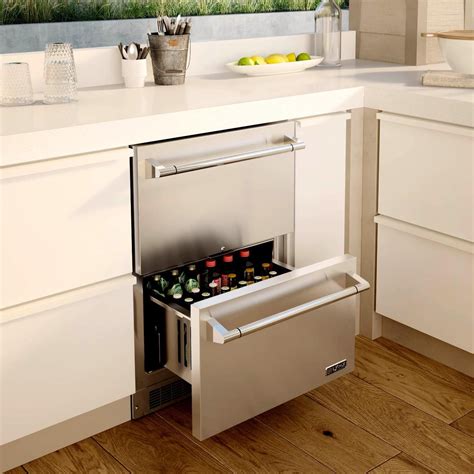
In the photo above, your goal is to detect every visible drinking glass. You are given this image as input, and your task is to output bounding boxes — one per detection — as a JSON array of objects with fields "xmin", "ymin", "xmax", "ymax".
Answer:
[
  {"xmin": 44, "ymin": 42, "xmax": 77, "ymax": 104},
  {"xmin": 0, "ymin": 62, "xmax": 34, "ymax": 106}
]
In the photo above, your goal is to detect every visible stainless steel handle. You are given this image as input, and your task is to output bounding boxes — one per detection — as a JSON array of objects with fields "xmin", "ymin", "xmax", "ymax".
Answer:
[
  {"xmin": 146, "ymin": 136, "xmax": 305, "ymax": 178},
  {"xmin": 208, "ymin": 272, "xmax": 370, "ymax": 344}
]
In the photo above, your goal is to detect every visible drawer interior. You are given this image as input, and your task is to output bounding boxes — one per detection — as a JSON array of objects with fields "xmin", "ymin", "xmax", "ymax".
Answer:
[{"xmin": 143, "ymin": 241, "xmax": 290, "ymax": 377}]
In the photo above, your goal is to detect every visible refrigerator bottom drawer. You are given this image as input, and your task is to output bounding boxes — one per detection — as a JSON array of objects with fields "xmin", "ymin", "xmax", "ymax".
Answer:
[{"xmin": 149, "ymin": 254, "xmax": 368, "ymax": 440}]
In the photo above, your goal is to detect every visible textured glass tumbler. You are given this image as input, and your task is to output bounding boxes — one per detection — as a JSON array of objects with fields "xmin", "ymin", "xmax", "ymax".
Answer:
[
  {"xmin": 314, "ymin": 0, "xmax": 342, "ymax": 67},
  {"xmin": 0, "ymin": 62, "xmax": 34, "ymax": 106},
  {"xmin": 44, "ymin": 42, "xmax": 77, "ymax": 104}
]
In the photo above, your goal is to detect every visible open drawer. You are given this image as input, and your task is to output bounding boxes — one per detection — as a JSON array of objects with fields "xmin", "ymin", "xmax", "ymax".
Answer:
[{"xmin": 149, "ymin": 254, "xmax": 368, "ymax": 440}]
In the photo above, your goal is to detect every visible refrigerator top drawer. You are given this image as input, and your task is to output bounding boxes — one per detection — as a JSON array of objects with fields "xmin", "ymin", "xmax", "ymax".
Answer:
[{"xmin": 133, "ymin": 122, "xmax": 299, "ymax": 275}]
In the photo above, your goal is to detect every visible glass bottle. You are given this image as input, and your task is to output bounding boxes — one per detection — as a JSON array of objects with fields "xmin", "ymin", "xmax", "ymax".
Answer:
[{"xmin": 314, "ymin": 0, "xmax": 342, "ymax": 67}]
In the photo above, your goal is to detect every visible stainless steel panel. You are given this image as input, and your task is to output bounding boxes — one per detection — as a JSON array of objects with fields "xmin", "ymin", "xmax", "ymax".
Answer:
[
  {"xmin": 191, "ymin": 254, "xmax": 364, "ymax": 440},
  {"xmin": 133, "ymin": 122, "xmax": 295, "ymax": 274}
]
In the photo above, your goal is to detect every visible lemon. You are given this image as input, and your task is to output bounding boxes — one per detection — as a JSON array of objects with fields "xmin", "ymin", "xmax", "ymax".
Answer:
[
  {"xmin": 265, "ymin": 54, "xmax": 289, "ymax": 64},
  {"xmin": 251, "ymin": 55, "xmax": 266, "ymax": 65},
  {"xmin": 287, "ymin": 52, "xmax": 297, "ymax": 62},
  {"xmin": 296, "ymin": 52, "xmax": 311, "ymax": 61},
  {"xmin": 238, "ymin": 57, "xmax": 255, "ymax": 66}
]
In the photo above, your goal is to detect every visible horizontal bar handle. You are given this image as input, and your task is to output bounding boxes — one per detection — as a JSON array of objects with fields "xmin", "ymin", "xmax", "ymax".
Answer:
[
  {"xmin": 146, "ymin": 136, "xmax": 305, "ymax": 178},
  {"xmin": 208, "ymin": 272, "xmax": 370, "ymax": 344}
]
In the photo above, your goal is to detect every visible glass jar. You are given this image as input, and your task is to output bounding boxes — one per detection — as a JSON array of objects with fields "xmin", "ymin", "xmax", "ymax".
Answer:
[
  {"xmin": 0, "ymin": 62, "xmax": 34, "ymax": 106},
  {"xmin": 44, "ymin": 42, "xmax": 77, "ymax": 104},
  {"xmin": 314, "ymin": 0, "xmax": 342, "ymax": 67}
]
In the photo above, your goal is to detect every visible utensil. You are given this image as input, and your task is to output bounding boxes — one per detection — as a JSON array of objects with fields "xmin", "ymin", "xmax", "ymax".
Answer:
[
  {"xmin": 128, "ymin": 43, "xmax": 138, "ymax": 60},
  {"xmin": 421, "ymin": 30, "xmax": 474, "ymax": 75}
]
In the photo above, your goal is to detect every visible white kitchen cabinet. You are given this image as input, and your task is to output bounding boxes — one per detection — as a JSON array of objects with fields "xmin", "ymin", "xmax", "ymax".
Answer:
[
  {"xmin": 0, "ymin": 148, "xmax": 132, "ymax": 309},
  {"xmin": 375, "ymin": 216, "xmax": 473, "ymax": 353},
  {"xmin": 378, "ymin": 113, "xmax": 474, "ymax": 242},
  {"xmin": 0, "ymin": 275, "xmax": 136, "ymax": 445},
  {"xmin": 294, "ymin": 113, "xmax": 349, "ymax": 267}
]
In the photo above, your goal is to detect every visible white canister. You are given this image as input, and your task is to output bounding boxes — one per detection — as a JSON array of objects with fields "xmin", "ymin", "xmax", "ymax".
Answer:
[{"xmin": 121, "ymin": 59, "xmax": 147, "ymax": 88}]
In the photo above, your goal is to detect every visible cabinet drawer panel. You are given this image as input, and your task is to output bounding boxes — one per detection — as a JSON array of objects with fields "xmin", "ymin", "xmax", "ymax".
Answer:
[
  {"xmin": 378, "ymin": 114, "xmax": 473, "ymax": 241},
  {"xmin": 0, "ymin": 277, "xmax": 135, "ymax": 444},
  {"xmin": 0, "ymin": 149, "xmax": 132, "ymax": 309},
  {"xmin": 376, "ymin": 221, "xmax": 473, "ymax": 353}
]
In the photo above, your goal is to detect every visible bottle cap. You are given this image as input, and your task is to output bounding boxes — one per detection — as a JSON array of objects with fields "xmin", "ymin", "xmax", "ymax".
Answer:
[
  {"xmin": 206, "ymin": 259, "xmax": 216, "ymax": 268},
  {"xmin": 238, "ymin": 280, "xmax": 247, "ymax": 285},
  {"xmin": 191, "ymin": 287, "xmax": 200, "ymax": 294},
  {"xmin": 184, "ymin": 297, "xmax": 193, "ymax": 303},
  {"xmin": 154, "ymin": 274, "xmax": 161, "ymax": 281},
  {"xmin": 221, "ymin": 286, "xmax": 230, "ymax": 292},
  {"xmin": 173, "ymin": 293, "xmax": 183, "ymax": 299},
  {"xmin": 188, "ymin": 264, "xmax": 196, "ymax": 271},
  {"xmin": 262, "ymin": 262, "xmax": 271, "ymax": 268},
  {"xmin": 239, "ymin": 249, "xmax": 250, "ymax": 258},
  {"xmin": 228, "ymin": 273, "xmax": 237, "ymax": 278},
  {"xmin": 223, "ymin": 254, "xmax": 233, "ymax": 263},
  {"xmin": 269, "ymin": 271, "xmax": 277, "ymax": 276},
  {"xmin": 209, "ymin": 282, "xmax": 218, "ymax": 288},
  {"xmin": 254, "ymin": 276, "xmax": 263, "ymax": 281},
  {"xmin": 171, "ymin": 269, "xmax": 179, "ymax": 276},
  {"xmin": 202, "ymin": 292, "xmax": 211, "ymax": 297}
]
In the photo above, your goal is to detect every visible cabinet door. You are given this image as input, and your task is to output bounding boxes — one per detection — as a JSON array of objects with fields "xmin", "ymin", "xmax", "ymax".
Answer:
[
  {"xmin": 378, "ymin": 113, "xmax": 473, "ymax": 241},
  {"xmin": 376, "ymin": 216, "xmax": 473, "ymax": 353},
  {"xmin": 294, "ymin": 114, "xmax": 349, "ymax": 267},
  {"xmin": 0, "ymin": 149, "xmax": 132, "ymax": 309},
  {"xmin": 0, "ymin": 276, "xmax": 136, "ymax": 445}
]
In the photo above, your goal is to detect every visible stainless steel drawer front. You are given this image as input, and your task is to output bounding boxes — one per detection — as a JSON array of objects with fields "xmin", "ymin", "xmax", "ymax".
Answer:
[
  {"xmin": 190, "ymin": 254, "xmax": 366, "ymax": 440},
  {"xmin": 133, "ymin": 122, "xmax": 297, "ymax": 274}
]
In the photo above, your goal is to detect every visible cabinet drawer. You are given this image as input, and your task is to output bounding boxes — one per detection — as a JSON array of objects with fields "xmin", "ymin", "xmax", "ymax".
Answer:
[
  {"xmin": 378, "ymin": 113, "xmax": 473, "ymax": 241},
  {"xmin": 0, "ymin": 276, "xmax": 136, "ymax": 445},
  {"xmin": 149, "ymin": 254, "xmax": 368, "ymax": 440},
  {"xmin": 376, "ymin": 217, "xmax": 474, "ymax": 353},
  {"xmin": 0, "ymin": 149, "xmax": 132, "ymax": 309}
]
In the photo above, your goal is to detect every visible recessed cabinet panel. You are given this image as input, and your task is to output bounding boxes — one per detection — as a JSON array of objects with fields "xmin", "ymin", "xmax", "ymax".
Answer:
[
  {"xmin": 378, "ymin": 113, "xmax": 473, "ymax": 241},
  {"xmin": 376, "ymin": 221, "xmax": 474, "ymax": 353},
  {"xmin": 0, "ymin": 149, "xmax": 132, "ymax": 309},
  {"xmin": 0, "ymin": 277, "xmax": 136, "ymax": 445}
]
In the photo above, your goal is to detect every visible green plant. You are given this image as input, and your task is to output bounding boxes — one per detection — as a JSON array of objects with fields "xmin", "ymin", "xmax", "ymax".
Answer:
[{"xmin": 0, "ymin": 0, "xmax": 348, "ymax": 25}]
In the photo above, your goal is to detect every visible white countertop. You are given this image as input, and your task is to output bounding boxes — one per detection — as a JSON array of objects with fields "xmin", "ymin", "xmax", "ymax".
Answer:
[{"xmin": 1, "ymin": 59, "xmax": 472, "ymax": 166}]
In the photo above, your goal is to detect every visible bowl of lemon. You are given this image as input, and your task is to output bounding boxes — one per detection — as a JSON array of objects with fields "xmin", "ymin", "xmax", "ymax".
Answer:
[{"xmin": 226, "ymin": 52, "xmax": 323, "ymax": 76}]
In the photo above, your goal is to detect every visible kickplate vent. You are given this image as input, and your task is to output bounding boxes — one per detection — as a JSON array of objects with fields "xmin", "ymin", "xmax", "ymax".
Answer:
[{"xmin": 149, "ymin": 378, "xmax": 191, "ymax": 410}]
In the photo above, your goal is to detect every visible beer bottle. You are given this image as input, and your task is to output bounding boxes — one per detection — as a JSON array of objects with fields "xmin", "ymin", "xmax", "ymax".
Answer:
[
  {"xmin": 167, "ymin": 269, "xmax": 183, "ymax": 298},
  {"xmin": 244, "ymin": 261, "xmax": 255, "ymax": 284},
  {"xmin": 208, "ymin": 282, "xmax": 219, "ymax": 297},
  {"xmin": 149, "ymin": 274, "xmax": 168, "ymax": 298},
  {"xmin": 261, "ymin": 262, "xmax": 272, "ymax": 280},
  {"xmin": 200, "ymin": 259, "xmax": 217, "ymax": 291},
  {"xmin": 191, "ymin": 287, "xmax": 201, "ymax": 301},
  {"xmin": 228, "ymin": 273, "xmax": 238, "ymax": 290},
  {"xmin": 185, "ymin": 264, "xmax": 199, "ymax": 296},
  {"xmin": 238, "ymin": 249, "xmax": 251, "ymax": 279},
  {"xmin": 221, "ymin": 254, "xmax": 235, "ymax": 287}
]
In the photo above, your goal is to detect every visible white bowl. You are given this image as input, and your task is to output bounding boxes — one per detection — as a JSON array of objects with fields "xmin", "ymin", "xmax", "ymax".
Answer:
[
  {"xmin": 226, "ymin": 56, "xmax": 324, "ymax": 76},
  {"xmin": 439, "ymin": 37, "xmax": 474, "ymax": 75}
]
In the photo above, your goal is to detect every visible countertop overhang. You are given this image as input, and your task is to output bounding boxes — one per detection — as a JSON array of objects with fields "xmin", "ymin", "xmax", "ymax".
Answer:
[{"xmin": 1, "ymin": 60, "xmax": 472, "ymax": 166}]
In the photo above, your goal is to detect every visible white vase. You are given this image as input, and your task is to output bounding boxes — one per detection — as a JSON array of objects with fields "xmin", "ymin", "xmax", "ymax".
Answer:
[{"xmin": 121, "ymin": 59, "xmax": 147, "ymax": 88}]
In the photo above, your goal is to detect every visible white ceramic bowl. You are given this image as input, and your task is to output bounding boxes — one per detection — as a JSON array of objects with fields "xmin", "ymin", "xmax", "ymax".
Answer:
[
  {"xmin": 423, "ymin": 31, "xmax": 474, "ymax": 75},
  {"xmin": 439, "ymin": 37, "xmax": 474, "ymax": 75},
  {"xmin": 226, "ymin": 56, "xmax": 324, "ymax": 77}
]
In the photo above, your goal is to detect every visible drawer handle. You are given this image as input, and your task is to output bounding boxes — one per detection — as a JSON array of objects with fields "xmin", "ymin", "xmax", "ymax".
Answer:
[
  {"xmin": 208, "ymin": 272, "xmax": 369, "ymax": 344},
  {"xmin": 146, "ymin": 136, "xmax": 305, "ymax": 178}
]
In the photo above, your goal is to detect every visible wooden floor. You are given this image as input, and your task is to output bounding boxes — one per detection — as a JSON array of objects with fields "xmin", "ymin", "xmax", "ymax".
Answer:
[{"xmin": 8, "ymin": 336, "xmax": 474, "ymax": 473}]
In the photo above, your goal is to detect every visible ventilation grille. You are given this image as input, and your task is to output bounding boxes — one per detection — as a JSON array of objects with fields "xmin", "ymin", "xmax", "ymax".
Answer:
[{"xmin": 149, "ymin": 379, "xmax": 191, "ymax": 410}]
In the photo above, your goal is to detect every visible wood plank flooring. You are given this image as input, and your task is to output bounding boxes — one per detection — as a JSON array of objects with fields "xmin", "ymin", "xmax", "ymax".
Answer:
[{"xmin": 8, "ymin": 336, "xmax": 474, "ymax": 473}]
